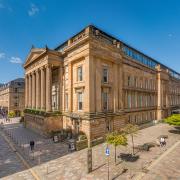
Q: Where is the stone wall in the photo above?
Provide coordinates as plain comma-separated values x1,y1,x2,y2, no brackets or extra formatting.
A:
24,113,63,136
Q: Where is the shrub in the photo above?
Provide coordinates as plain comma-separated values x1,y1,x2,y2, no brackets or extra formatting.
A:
164,114,180,126
8,111,16,118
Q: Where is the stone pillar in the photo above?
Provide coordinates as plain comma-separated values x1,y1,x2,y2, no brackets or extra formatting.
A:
68,63,72,111
157,71,162,120
29,74,32,108
36,70,40,109
46,65,52,112
25,75,28,108
32,71,36,109
40,67,46,110
59,66,63,111
113,63,118,112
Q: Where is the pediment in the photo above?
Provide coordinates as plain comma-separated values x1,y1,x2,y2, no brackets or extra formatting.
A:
24,48,46,67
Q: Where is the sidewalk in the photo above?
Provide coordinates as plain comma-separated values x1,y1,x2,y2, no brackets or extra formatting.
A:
1,122,180,180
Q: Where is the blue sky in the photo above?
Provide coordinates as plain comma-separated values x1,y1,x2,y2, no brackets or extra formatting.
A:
0,0,180,83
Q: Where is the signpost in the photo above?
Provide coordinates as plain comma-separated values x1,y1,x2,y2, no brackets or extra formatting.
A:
87,148,92,173
106,146,110,180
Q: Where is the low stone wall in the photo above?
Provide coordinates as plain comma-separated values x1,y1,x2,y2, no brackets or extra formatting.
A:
24,113,63,136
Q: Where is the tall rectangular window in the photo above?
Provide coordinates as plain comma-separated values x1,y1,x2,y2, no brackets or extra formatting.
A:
65,93,68,111
102,92,108,110
127,76,131,86
77,66,83,81
128,93,131,108
77,92,83,110
102,68,108,83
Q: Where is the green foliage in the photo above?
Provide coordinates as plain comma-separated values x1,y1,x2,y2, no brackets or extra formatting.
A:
123,124,139,135
106,131,128,163
8,111,16,118
106,131,128,147
164,114,180,126
24,108,62,117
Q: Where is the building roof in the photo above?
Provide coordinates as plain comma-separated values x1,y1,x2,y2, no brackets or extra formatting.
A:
54,24,180,79
0,78,25,90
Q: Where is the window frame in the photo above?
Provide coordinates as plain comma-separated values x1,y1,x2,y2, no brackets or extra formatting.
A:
102,67,108,83
77,92,83,111
77,66,83,82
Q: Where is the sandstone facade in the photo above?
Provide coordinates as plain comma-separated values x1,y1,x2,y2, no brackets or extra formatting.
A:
23,25,180,144
0,78,25,116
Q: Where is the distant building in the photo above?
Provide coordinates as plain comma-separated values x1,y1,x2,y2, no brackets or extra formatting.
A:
0,78,25,116
23,25,180,143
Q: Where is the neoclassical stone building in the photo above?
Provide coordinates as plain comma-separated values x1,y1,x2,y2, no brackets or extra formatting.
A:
0,78,25,116
24,25,180,143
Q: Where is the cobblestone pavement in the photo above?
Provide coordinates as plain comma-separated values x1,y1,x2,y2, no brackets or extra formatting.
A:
143,141,180,180
1,121,180,180
0,129,35,180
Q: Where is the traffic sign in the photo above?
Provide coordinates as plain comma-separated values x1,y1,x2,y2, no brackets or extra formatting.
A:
106,147,110,156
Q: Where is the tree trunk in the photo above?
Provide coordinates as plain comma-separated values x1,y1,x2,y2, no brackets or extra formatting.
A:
115,146,116,164
131,135,134,155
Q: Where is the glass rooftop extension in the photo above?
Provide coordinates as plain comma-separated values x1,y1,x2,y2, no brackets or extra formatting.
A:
54,25,180,80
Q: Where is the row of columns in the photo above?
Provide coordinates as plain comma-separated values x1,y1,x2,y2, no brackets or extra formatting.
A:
25,65,52,112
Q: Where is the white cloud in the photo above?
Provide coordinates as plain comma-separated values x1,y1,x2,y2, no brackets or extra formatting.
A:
10,57,22,64
28,4,39,16
0,52,5,59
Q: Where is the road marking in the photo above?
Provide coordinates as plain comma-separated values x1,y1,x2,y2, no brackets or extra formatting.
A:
135,140,180,180
0,130,40,180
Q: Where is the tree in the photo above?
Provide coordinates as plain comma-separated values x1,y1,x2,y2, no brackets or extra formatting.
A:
123,124,139,155
8,111,16,118
164,114,180,126
106,131,128,164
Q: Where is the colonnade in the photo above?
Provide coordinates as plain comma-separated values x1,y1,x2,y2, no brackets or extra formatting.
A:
25,65,52,112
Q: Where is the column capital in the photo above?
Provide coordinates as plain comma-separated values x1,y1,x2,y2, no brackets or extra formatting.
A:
35,69,39,73
45,64,53,69
40,66,45,70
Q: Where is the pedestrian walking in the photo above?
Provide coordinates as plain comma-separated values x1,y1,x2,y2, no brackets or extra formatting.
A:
30,140,35,151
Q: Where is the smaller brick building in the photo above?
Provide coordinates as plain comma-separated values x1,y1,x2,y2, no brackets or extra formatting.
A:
0,78,25,116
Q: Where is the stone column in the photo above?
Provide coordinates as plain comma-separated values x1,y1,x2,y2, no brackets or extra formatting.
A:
46,65,52,112
59,66,63,111
68,63,72,111
40,67,46,110
157,71,162,120
25,75,28,108
36,70,40,109
29,74,32,108
32,71,36,109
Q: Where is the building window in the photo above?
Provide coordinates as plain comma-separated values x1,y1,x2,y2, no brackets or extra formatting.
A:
127,76,131,86
14,103,18,107
77,66,83,81
65,93,68,111
128,93,131,108
102,68,108,83
77,92,83,110
102,92,108,110
134,77,137,87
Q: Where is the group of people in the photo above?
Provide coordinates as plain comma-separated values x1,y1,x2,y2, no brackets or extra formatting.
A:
160,137,166,147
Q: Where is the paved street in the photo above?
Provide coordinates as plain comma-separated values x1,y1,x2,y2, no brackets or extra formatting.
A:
0,129,34,180
143,141,180,180
0,121,180,180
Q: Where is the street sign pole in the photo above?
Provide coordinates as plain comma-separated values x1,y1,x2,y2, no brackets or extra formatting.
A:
106,145,110,180
107,155,109,180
